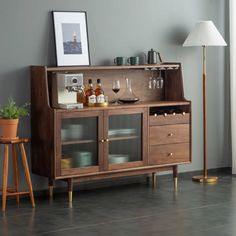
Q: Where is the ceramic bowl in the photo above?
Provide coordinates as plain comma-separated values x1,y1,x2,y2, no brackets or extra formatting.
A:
68,124,83,140
61,158,72,169
109,154,129,164
61,128,69,141
72,151,92,167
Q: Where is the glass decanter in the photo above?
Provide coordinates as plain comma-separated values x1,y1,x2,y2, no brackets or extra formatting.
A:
119,78,139,103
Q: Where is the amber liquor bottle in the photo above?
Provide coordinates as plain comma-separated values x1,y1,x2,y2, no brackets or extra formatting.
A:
85,79,96,106
95,79,105,103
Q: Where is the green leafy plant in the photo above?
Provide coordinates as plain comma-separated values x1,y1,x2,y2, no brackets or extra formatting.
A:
0,98,29,119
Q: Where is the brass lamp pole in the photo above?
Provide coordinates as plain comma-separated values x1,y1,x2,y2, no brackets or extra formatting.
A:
192,46,218,183
183,21,227,183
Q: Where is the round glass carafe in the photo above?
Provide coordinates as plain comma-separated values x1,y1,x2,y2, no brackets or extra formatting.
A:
119,78,139,103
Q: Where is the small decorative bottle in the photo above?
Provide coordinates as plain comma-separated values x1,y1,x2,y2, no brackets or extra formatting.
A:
95,79,105,103
85,79,96,106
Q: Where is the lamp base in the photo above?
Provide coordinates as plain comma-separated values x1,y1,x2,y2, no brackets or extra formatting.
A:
192,175,218,183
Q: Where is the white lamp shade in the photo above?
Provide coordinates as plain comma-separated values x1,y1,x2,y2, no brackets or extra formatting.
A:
183,21,227,47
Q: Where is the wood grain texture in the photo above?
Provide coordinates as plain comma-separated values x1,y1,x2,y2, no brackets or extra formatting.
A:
19,143,35,208
149,143,190,165
30,64,191,190
31,67,55,178
149,124,190,145
2,144,9,211
12,144,20,203
149,113,190,126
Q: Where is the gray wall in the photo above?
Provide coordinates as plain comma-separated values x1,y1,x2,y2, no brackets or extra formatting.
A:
0,0,229,190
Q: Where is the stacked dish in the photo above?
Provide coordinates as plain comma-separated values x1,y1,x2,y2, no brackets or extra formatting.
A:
72,151,92,167
109,154,129,164
108,128,135,137
61,124,83,141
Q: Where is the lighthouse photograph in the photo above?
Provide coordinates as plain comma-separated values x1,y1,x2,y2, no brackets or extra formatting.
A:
62,23,82,54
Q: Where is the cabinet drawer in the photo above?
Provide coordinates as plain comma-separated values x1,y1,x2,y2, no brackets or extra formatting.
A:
149,124,189,146
149,143,190,165
149,113,190,126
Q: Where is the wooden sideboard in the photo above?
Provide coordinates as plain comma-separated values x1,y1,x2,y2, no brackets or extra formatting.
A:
31,63,191,201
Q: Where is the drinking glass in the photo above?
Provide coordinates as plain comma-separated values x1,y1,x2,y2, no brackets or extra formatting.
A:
157,70,164,89
112,79,120,104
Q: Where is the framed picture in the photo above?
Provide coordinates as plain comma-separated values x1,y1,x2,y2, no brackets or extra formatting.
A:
52,11,90,66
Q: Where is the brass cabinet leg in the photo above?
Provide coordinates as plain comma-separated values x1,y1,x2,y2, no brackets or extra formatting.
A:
68,191,73,203
173,166,178,191
49,179,54,198
68,179,73,203
2,144,9,211
152,172,157,189
174,177,178,191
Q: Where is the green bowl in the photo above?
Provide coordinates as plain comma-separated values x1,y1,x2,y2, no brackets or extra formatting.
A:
73,151,92,167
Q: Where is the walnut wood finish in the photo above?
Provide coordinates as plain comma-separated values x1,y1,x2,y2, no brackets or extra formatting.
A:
164,64,185,101
12,144,19,203
31,67,55,178
30,63,191,199
149,124,190,146
149,143,190,165
149,113,190,126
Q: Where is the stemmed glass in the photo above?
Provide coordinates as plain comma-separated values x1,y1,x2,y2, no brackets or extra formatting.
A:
157,70,164,89
112,79,120,104
148,70,156,89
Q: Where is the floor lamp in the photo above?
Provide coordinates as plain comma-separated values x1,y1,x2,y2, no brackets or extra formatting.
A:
183,21,227,183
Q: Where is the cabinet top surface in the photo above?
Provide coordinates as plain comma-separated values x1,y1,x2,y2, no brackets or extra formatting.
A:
31,63,181,72
54,101,190,113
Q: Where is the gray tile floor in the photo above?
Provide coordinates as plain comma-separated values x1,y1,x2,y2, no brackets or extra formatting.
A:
1,171,236,236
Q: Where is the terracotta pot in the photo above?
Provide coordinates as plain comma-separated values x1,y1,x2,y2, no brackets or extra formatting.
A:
0,119,19,140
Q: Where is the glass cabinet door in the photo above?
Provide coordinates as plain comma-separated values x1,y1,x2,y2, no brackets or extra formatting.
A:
57,111,103,176
106,108,147,170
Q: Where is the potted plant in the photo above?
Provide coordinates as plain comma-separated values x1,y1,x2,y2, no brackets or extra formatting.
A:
0,98,29,140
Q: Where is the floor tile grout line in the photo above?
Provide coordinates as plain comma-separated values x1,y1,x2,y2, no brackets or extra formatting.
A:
0,200,228,220
34,201,230,235
181,222,232,236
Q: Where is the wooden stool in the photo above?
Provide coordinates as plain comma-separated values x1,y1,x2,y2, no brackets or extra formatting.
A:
0,138,35,211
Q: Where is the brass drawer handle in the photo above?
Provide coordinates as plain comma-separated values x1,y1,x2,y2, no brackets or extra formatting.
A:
164,113,167,117
168,152,173,156
168,133,174,137
100,139,104,143
182,112,186,116
105,139,109,142
154,113,157,117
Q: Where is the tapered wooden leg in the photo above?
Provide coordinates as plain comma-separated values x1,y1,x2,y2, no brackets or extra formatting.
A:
152,172,157,189
2,144,9,211
48,179,54,198
12,144,20,204
173,165,178,191
68,179,73,203
19,143,35,208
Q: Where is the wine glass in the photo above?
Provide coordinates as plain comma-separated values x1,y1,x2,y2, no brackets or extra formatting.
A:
112,79,120,104
157,70,164,89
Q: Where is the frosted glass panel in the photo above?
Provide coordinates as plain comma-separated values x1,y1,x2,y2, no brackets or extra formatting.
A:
108,114,142,164
61,117,98,169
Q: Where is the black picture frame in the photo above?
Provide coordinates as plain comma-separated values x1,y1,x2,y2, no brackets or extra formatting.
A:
52,11,90,66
